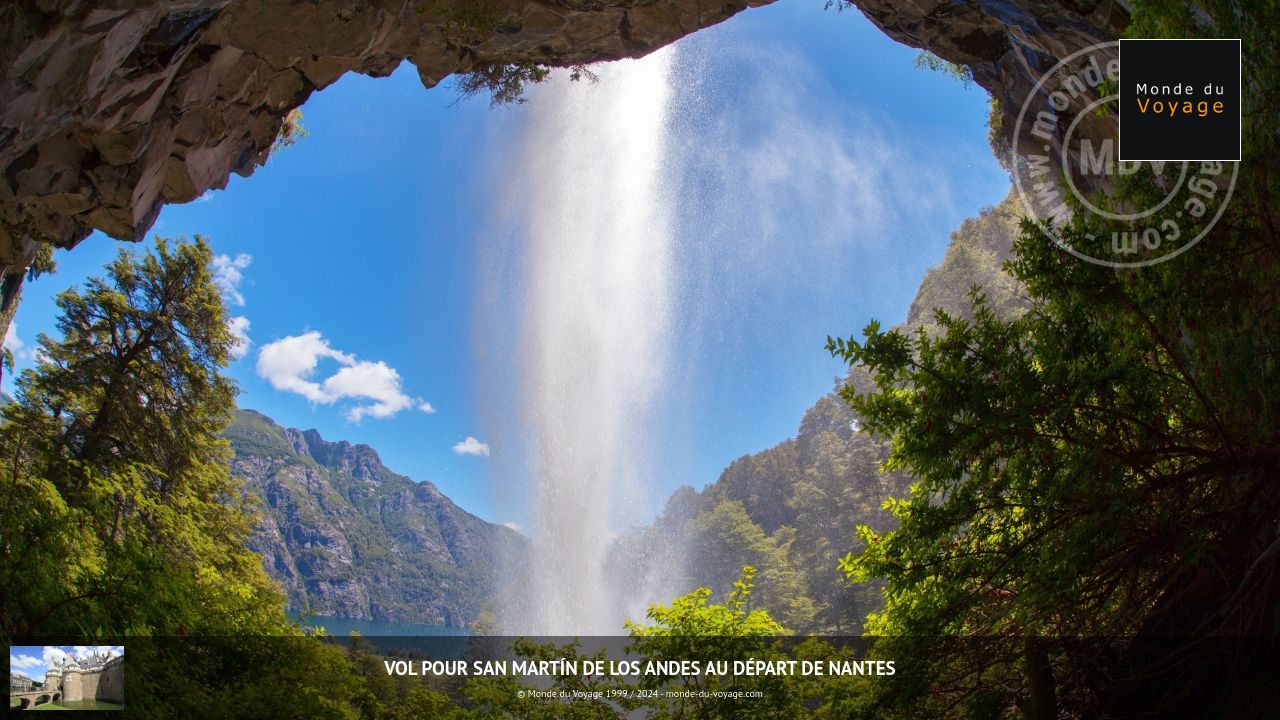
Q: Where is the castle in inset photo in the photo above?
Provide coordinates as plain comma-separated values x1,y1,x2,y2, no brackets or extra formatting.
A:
8,646,123,711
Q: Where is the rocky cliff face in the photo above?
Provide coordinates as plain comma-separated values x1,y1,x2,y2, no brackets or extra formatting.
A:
0,0,1128,338
227,409,524,626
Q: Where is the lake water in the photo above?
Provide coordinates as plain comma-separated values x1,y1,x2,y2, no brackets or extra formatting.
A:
293,613,471,637
33,699,124,710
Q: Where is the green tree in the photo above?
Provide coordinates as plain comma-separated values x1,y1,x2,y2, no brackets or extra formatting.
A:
786,417,904,634
685,500,816,631
628,565,785,640
0,237,286,637
627,566,803,720
454,63,598,107
828,68,1280,720
826,3,1280,713
271,108,309,155
912,51,973,89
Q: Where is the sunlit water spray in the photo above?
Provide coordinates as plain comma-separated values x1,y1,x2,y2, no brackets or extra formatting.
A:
498,49,679,634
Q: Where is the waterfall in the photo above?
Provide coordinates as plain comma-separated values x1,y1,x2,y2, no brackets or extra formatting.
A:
495,48,679,634
478,22,976,635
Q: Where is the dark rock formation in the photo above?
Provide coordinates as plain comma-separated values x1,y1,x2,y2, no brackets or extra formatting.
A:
227,409,524,626
0,0,1129,337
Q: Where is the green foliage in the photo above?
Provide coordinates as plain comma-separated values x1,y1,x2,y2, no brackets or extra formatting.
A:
430,0,601,107
0,238,483,718
27,242,56,281
126,636,366,720
628,566,785,640
987,98,1012,173
341,634,454,720
429,0,504,38
429,0,602,108
456,62,551,106
904,192,1026,334
827,2,1280,713
271,108,309,155
0,236,289,638
454,63,597,107
683,501,816,631
913,51,973,89
626,567,817,720
832,180,1280,711
1126,0,1206,38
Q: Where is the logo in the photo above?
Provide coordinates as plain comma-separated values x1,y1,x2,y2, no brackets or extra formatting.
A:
1012,41,1238,268
1119,38,1241,162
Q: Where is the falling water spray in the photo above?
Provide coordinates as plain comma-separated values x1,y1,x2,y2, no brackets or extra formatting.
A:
499,49,678,634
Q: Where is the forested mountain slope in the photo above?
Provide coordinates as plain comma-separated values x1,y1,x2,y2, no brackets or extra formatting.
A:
624,189,1026,633
227,410,524,626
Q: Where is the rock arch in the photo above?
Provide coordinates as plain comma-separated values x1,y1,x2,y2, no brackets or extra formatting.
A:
0,0,1125,336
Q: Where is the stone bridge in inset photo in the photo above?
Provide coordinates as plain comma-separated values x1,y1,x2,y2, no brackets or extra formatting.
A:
8,689,61,710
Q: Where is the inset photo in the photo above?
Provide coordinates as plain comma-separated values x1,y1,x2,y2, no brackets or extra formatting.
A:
8,646,123,711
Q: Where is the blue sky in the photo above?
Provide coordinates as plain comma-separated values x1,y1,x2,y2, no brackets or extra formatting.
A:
8,646,123,683
2,1,1008,531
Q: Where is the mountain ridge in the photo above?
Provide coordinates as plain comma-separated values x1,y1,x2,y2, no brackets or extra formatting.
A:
227,408,523,627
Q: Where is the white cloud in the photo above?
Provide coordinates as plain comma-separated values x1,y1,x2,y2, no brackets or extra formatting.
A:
194,190,214,203
211,253,252,307
64,646,119,662
3,321,25,358
42,647,68,666
207,254,253,361
256,331,433,422
452,436,490,457
4,645,121,682
257,332,354,403
502,521,524,534
324,361,415,422
9,653,41,669
227,316,251,359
